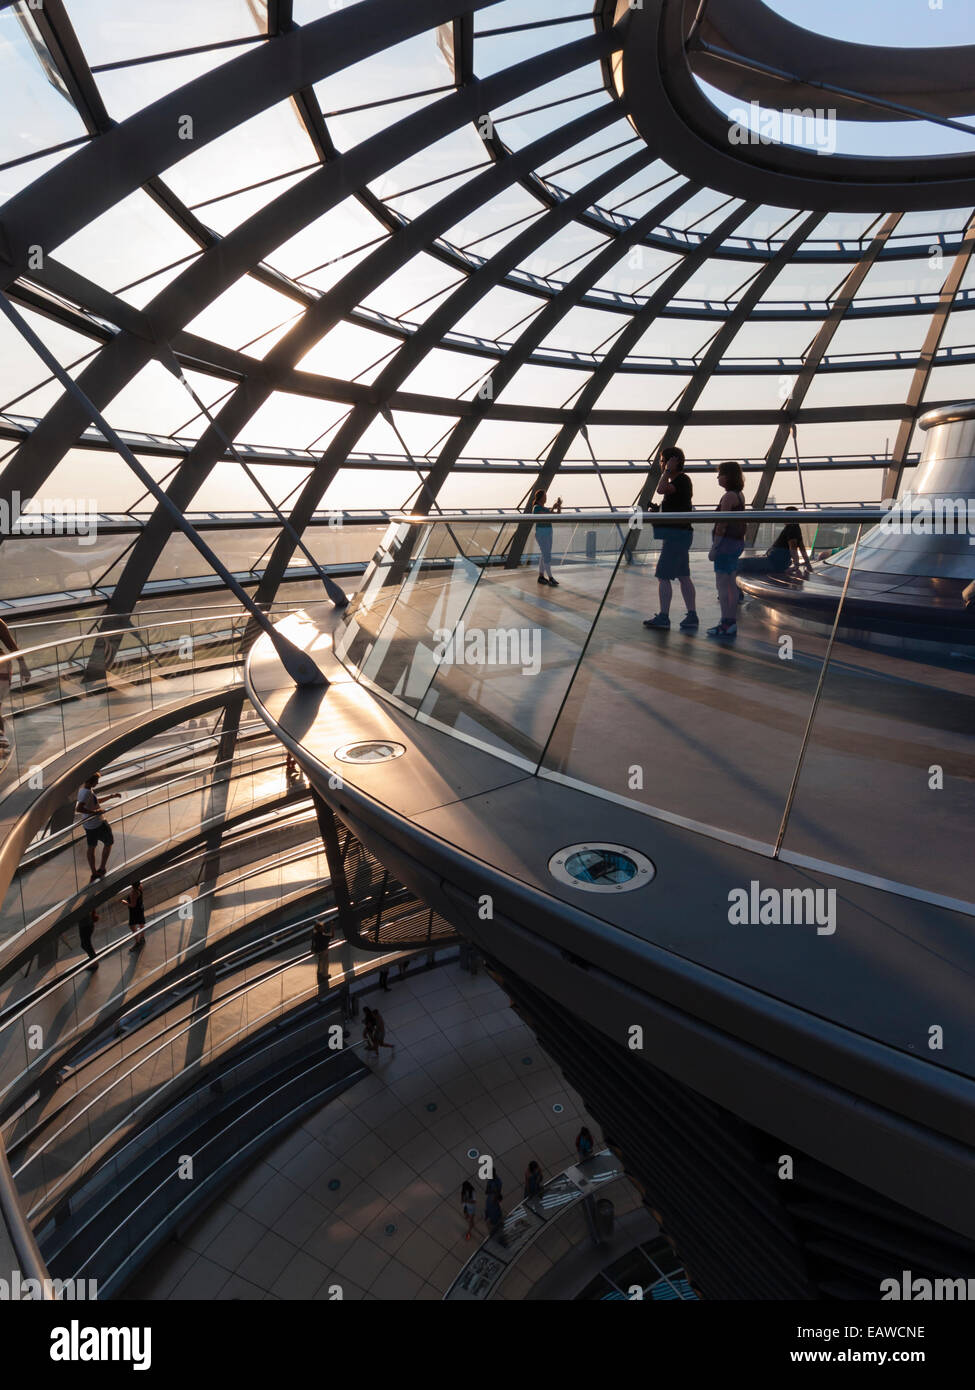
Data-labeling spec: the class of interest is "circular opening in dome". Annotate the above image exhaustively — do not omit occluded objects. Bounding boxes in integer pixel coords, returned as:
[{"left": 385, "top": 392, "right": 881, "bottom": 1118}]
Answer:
[
  {"left": 764, "top": 0, "right": 969, "bottom": 48},
  {"left": 334, "top": 740, "right": 405, "bottom": 764},
  {"left": 548, "top": 843, "right": 655, "bottom": 894}
]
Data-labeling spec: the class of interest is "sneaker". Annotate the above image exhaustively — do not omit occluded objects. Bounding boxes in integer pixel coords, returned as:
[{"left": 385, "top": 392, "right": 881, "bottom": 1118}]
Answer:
[
  {"left": 547, "top": 578, "right": 559, "bottom": 587},
  {"left": 537, "top": 576, "right": 549, "bottom": 585},
  {"left": 706, "top": 621, "right": 737, "bottom": 638},
  {"left": 679, "top": 611, "right": 699, "bottom": 630},
  {"left": 643, "top": 613, "right": 671, "bottom": 630}
]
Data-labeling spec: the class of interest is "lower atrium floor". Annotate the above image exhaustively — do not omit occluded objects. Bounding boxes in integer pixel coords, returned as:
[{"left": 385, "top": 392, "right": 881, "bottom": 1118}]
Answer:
[{"left": 126, "top": 960, "right": 630, "bottom": 1300}]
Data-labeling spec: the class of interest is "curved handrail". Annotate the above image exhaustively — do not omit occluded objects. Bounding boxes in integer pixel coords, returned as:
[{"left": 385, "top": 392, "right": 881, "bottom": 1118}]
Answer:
[
  {"left": 50, "top": 946, "right": 456, "bottom": 1290},
  {"left": 7, "top": 599, "right": 304, "bottom": 640},
  {"left": 21, "top": 722, "right": 280, "bottom": 863},
  {"left": 443, "top": 1148, "right": 624, "bottom": 1300},
  {"left": 10, "top": 934, "right": 427, "bottom": 1221},
  {"left": 0, "top": 682, "right": 258, "bottom": 1285},
  {"left": 4, "top": 751, "right": 302, "bottom": 961},
  {"left": 0, "top": 826, "right": 327, "bottom": 1048},
  {"left": 0, "top": 609, "right": 255, "bottom": 671},
  {"left": 20, "top": 741, "right": 290, "bottom": 869},
  {"left": 0, "top": 1136, "right": 50, "bottom": 1295}
]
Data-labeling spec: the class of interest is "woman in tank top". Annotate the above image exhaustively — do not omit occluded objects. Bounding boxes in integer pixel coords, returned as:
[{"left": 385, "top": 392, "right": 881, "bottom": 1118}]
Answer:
[{"left": 707, "top": 461, "right": 747, "bottom": 639}]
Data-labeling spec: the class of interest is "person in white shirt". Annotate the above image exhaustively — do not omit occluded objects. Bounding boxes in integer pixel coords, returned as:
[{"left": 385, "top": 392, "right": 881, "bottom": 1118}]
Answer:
[{"left": 75, "top": 773, "right": 120, "bottom": 882}]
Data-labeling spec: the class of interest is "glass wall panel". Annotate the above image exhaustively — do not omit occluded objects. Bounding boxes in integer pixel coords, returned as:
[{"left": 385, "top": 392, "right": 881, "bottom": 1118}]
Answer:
[
  {"left": 780, "top": 528, "right": 975, "bottom": 907},
  {"left": 416, "top": 514, "right": 621, "bottom": 765},
  {"left": 538, "top": 516, "right": 853, "bottom": 849}
]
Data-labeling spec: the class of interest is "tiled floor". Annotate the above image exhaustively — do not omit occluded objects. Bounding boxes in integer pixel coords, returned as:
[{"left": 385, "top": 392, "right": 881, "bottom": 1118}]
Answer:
[{"left": 128, "top": 960, "right": 599, "bottom": 1300}]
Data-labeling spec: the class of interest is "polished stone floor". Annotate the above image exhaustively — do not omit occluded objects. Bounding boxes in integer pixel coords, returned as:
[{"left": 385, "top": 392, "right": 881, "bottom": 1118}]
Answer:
[{"left": 128, "top": 963, "right": 601, "bottom": 1300}]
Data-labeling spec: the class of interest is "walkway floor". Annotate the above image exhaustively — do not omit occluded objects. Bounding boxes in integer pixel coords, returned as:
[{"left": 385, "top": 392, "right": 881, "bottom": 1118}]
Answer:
[{"left": 127, "top": 962, "right": 601, "bottom": 1300}]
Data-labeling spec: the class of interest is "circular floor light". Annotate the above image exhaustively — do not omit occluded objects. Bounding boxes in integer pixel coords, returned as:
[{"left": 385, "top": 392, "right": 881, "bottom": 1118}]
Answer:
[
  {"left": 548, "top": 843, "right": 655, "bottom": 894},
  {"left": 334, "top": 739, "right": 405, "bottom": 764}
]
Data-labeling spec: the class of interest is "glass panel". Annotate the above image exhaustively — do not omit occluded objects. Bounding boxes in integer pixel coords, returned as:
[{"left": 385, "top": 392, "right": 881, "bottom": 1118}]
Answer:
[
  {"left": 357, "top": 521, "right": 505, "bottom": 714},
  {"left": 334, "top": 520, "right": 424, "bottom": 672},
  {"left": 66, "top": 0, "right": 263, "bottom": 69},
  {"left": 417, "top": 515, "right": 619, "bottom": 765},
  {"left": 780, "top": 522, "right": 975, "bottom": 907},
  {"left": 0, "top": 9, "right": 88, "bottom": 166},
  {"left": 539, "top": 514, "right": 851, "bottom": 849}
]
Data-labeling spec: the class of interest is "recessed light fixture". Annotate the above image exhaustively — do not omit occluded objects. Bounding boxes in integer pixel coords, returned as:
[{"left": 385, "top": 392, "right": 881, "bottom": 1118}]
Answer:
[
  {"left": 548, "top": 843, "right": 655, "bottom": 894},
  {"left": 334, "top": 739, "right": 405, "bottom": 764}
]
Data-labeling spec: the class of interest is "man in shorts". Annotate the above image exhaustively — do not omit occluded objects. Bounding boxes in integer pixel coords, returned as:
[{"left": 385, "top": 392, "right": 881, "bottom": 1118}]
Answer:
[
  {"left": 643, "top": 446, "right": 699, "bottom": 631},
  {"left": 76, "top": 773, "right": 120, "bottom": 882}
]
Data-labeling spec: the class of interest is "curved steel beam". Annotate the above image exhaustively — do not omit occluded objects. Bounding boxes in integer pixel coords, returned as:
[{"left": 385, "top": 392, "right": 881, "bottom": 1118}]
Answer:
[
  {"left": 751, "top": 213, "right": 903, "bottom": 511},
  {"left": 0, "top": 28, "right": 623, "bottom": 544},
  {"left": 635, "top": 209, "right": 825, "bottom": 509},
  {"left": 249, "top": 149, "right": 672, "bottom": 605},
  {"left": 689, "top": 0, "right": 975, "bottom": 122},
  {"left": 0, "top": 0, "right": 504, "bottom": 285},
  {"left": 0, "top": 292, "right": 326, "bottom": 686},
  {"left": 92, "top": 37, "right": 627, "bottom": 617},
  {"left": 501, "top": 199, "right": 758, "bottom": 566},
  {"left": 617, "top": 0, "right": 975, "bottom": 212},
  {"left": 415, "top": 191, "right": 703, "bottom": 522},
  {"left": 882, "top": 211, "right": 975, "bottom": 499}
]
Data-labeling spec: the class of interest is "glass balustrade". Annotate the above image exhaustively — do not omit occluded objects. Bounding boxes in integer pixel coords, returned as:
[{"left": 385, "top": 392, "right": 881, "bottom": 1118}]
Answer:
[
  {"left": 0, "top": 832, "right": 330, "bottom": 1106},
  {"left": 5, "top": 933, "right": 408, "bottom": 1224},
  {"left": 332, "top": 508, "right": 974, "bottom": 913},
  {"left": 0, "top": 611, "right": 258, "bottom": 794},
  {"left": 2, "top": 734, "right": 295, "bottom": 950}
]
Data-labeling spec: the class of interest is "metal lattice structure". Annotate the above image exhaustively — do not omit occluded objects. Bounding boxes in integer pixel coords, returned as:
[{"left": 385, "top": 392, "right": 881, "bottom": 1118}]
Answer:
[{"left": 1, "top": 0, "right": 975, "bottom": 615}]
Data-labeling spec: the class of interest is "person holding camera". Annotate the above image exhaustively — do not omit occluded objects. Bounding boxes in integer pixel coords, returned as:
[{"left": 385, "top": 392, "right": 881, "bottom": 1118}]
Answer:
[
  {"left": 643, "top": 446, "right": 699, "bottom": 631},
  {"left": 531, "top": 488, "right": 562, "bottom": 587}
]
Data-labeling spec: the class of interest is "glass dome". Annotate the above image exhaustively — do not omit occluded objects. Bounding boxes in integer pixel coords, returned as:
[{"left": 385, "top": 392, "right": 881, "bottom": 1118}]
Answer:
[{"left": 0, "top": 0, "right": 971, "bottom": 619}]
